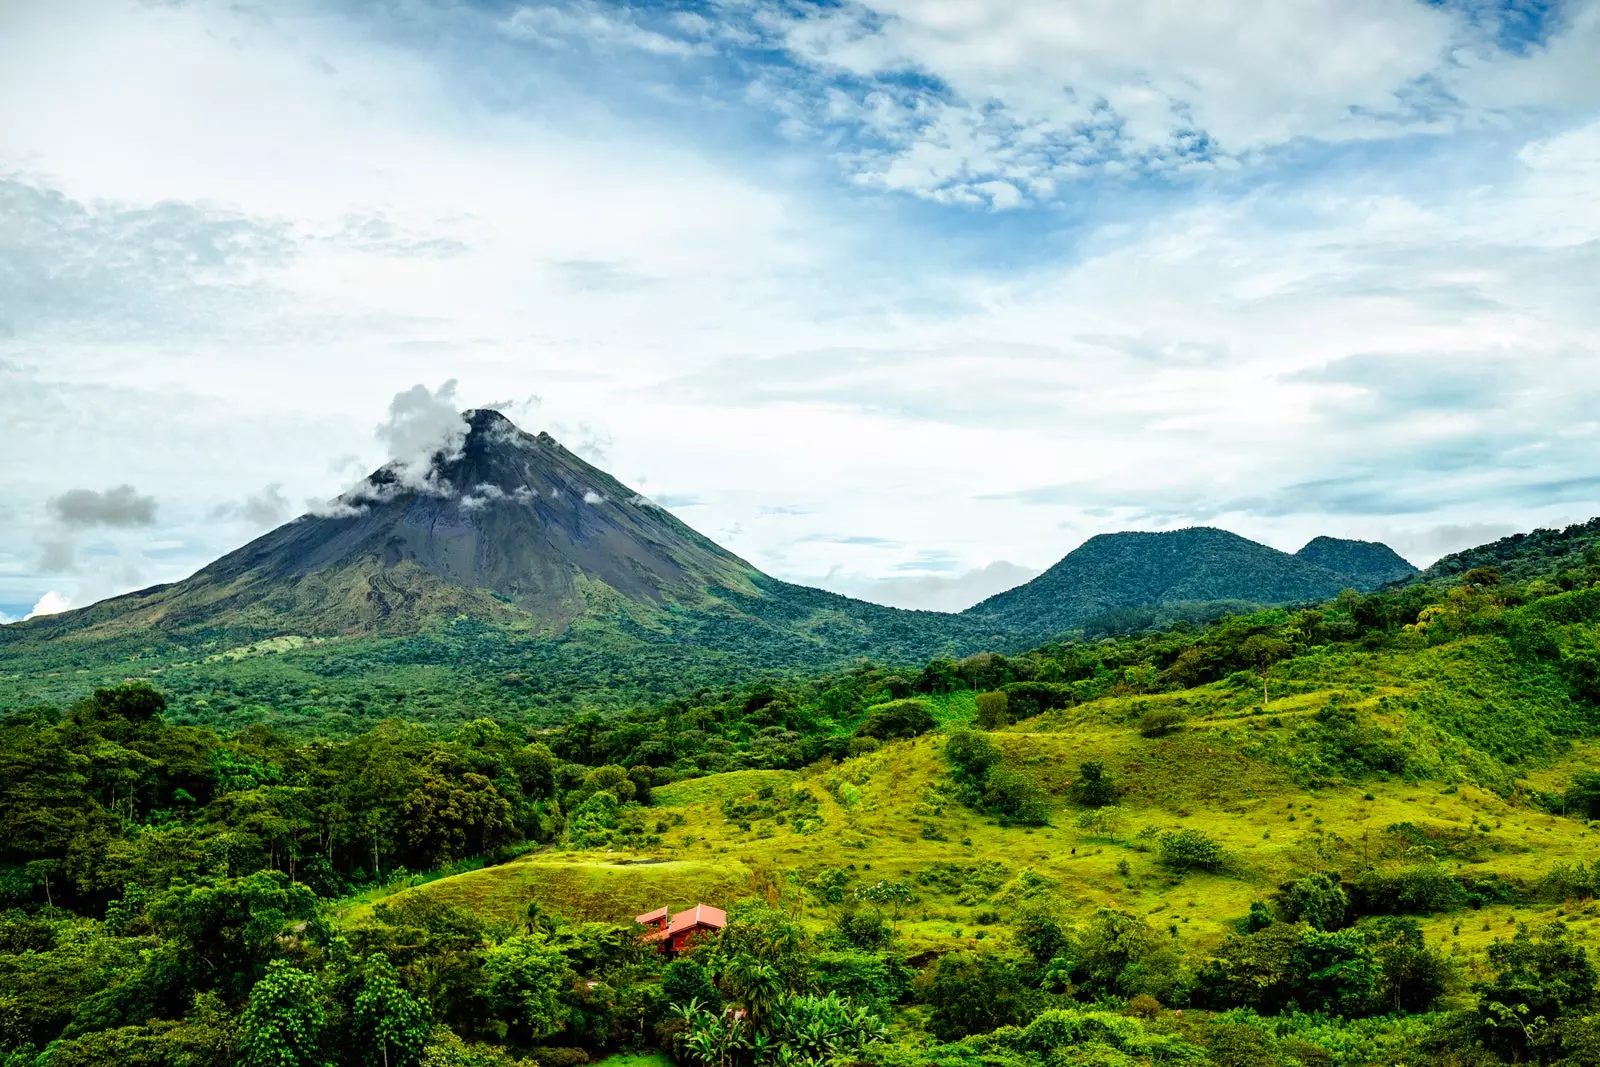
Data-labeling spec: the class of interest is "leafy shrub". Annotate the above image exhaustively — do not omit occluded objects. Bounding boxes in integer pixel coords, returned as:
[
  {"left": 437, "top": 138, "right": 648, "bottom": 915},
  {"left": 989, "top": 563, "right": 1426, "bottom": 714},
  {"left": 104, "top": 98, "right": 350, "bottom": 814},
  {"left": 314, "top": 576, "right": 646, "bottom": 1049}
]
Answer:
[
  {"left": 1070, "top": 760, "right": 1118, "bottom": 807},
  {"left": 974, "top": 691, "right": 1011, "bottom": 730},
  {"left": 943, "top": 728, "right": 1002, "bottom": 783},
  {"left": 1276, "top": 874, "right": 1349, "bottom": 931},
  {"left": 921, "top": 952, "right": 1035, "bottom": 1041},
  {"left": 999, "top": 682, "right": 1076, "bottom": 721},
  {"left": 1347, "top": 863, "right": 1465, "bottom": 915},
  {"left": 983, "top": 766, "right": 1051, "bottom": 825},
  {"left": 1068, "top": 908, "right": 1182, "bottom": 1001},
  {"left": 1566, "top": 770, "right": 1600, "bottom": 820},
  {"left": 1157, "top": 829, "right": 1225, "bottom": 872},
  {"left": 856, "top": 699, "right": 936, "bottom": 741},
  {"left": 1138, "top": 708, "right": 1186, "bottom": 738}
]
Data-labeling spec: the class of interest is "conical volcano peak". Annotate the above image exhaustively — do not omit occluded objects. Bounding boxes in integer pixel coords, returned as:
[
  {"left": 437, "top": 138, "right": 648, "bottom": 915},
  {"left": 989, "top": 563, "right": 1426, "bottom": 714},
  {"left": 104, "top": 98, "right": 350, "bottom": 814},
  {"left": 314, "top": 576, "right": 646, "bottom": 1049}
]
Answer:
[{"left": 150, "top": 403, "right": 759, "bottom": 634}]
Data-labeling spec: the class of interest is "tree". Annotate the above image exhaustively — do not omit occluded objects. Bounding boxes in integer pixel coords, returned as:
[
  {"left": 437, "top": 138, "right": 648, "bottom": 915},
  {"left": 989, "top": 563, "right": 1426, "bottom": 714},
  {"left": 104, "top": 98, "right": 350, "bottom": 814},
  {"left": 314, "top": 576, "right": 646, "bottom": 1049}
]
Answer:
[
  {"left": 855, "top": 880, "right": 913, "bottom": 922},
  {"left": 1365, "top": 917, "right": 1451, "bottom": 1014},
  {"left": 238, "top": 961, "right": 326, "bottom": 1067},
  {"left": 720, "top": 955, "right": 783, "bottom": 1019},
  {"left": 1239, "top": 635, "right": 1292, "bottom": 708},
  {"left": 1071, "top": 760, "right": 1117, "bottom": 808},
  {"left": 352, "top": 955, "right": 430, "bottom": 1067},
  {"left": 943, "top": 729, "right": 1002, "bottom": 783},
  {"left": 1276, "top": 874, "right": 1348, "bottom": 931},
  {"left": 147, "top": 870, "right": 320, "bottom": 1004},
  {"left": 855, "top": 700, "right": 935, "bottom": 742},
  {"left": 483, "top": 935, "right": 574, "bottom": 1044},
  {"left": 983, "top": 766, "right": 1050, "bottom": 825},
  {"left": 1476, "top": 922, "right": 1598, "bottom": 1059},
  {"left": 922, "top": 952, "right": 1032, "bottom": 1041},
  {"left": 974, "top": 692, "right": 1010, "bottom": 730},
  {"left": 1070, "top": 909, "right": 1180, "bottom": 1001},
  {"left": 1157, "top": 829, "right": 1226, "bottom": 873},
  {"left": 1568, "top": 771, "right": 1600, "bottom": 821}
]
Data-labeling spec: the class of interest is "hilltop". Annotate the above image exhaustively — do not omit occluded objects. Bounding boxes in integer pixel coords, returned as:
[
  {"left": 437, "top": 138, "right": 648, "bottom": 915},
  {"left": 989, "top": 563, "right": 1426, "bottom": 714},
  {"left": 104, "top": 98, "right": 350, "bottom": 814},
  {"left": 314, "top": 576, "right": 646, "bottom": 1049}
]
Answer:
[{"left": 963, "top": 527, "right": 1414, "bottom": 637}]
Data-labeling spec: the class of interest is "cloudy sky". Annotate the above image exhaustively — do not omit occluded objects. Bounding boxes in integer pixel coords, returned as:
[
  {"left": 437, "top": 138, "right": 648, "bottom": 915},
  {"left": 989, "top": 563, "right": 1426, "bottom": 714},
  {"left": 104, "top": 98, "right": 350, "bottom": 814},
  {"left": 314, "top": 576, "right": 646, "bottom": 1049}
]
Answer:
[{"left": 2, "top": 0, "right": 1598, "bottom": 620}]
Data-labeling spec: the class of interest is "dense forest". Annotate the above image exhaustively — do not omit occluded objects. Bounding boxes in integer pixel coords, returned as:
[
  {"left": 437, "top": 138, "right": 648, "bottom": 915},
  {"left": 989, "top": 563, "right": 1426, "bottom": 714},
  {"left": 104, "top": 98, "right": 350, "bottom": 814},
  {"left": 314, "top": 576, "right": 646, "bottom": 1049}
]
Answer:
[{"left": 3, "top": 527, "right": 1600, "bottom": 1066}]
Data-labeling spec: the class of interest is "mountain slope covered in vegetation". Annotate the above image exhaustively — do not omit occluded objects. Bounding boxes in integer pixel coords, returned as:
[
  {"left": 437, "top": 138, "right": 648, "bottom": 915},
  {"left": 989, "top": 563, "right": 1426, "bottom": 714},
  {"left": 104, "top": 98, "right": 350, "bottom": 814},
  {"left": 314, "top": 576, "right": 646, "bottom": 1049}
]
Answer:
[{"left": 963, "top": 527, "right": 1404, "bottom": 637}]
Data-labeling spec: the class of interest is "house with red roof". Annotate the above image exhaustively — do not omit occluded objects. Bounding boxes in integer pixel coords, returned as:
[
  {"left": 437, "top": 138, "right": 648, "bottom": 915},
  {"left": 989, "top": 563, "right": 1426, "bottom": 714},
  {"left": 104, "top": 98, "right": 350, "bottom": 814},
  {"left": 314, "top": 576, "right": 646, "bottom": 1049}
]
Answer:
[{"left": 635, "top": 903, "right": 726, "bottom": 955}]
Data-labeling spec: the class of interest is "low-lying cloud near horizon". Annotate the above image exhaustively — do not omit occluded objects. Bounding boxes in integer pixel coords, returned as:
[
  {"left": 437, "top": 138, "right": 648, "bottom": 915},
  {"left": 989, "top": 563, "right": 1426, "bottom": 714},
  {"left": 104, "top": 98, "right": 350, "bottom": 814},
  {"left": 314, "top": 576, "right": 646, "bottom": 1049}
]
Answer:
[{"left": 2, "top": 0, "right": 1599, "bottom": 619}]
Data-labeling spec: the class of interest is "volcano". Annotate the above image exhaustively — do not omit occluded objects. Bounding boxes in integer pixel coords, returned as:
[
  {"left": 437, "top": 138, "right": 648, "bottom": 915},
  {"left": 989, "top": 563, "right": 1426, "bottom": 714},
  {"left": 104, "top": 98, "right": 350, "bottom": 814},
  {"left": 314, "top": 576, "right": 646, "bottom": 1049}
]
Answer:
[{"left": 10, "top": 410, "right": 982, "bottom": 665}]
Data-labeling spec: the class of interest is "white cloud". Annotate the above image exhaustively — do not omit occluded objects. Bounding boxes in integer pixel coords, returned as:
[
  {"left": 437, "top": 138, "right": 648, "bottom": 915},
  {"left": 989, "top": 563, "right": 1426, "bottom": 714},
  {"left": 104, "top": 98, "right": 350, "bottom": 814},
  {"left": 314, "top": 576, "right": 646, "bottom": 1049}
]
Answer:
[
  {"left": 373, "top": 381, "right": 470, "bottom": 491},
  {"left": 747, "top": 0, "right": 1462, "bottom": 200},
  {"left": 24, "top": 591, "right": 72, "bottom": 619},
  {"left": 211, "top": 483, "right": 293, "bottom": 528}
]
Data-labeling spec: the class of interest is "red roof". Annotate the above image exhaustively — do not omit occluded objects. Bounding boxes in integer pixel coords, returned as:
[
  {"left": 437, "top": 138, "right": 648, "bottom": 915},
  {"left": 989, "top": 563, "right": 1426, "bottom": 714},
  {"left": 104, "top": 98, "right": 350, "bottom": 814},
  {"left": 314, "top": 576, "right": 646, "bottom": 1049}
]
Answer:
[
  {"left": 635, "top": 906, "right": 669, "bottom": 926},
  {"left": 666, "top": 904, "right": 726, "bottom": 935}
]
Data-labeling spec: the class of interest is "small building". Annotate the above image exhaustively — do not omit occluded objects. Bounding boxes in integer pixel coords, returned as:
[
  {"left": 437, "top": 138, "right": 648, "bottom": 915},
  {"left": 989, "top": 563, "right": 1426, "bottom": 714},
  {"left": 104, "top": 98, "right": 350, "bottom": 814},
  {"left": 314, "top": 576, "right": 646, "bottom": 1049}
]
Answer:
[{"left": 635, "top": 903, "right": 726, "bottom": 955}]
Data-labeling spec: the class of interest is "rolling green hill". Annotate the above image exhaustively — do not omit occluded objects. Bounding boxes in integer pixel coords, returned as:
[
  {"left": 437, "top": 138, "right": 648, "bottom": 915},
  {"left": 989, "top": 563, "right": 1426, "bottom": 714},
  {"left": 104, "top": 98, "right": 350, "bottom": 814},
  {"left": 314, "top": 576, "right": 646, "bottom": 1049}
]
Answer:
[{"left": 962, "top": 527, "right": 1403, "bottom": 637}]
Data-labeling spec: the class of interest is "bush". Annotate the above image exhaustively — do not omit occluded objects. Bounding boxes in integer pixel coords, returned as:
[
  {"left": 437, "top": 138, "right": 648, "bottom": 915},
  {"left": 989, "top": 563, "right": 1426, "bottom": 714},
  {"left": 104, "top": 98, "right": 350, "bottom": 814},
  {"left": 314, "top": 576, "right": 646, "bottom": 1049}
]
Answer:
[
  {"left": 1347, "top": 864, "right": 1465, "bottom": 915},
  {"left": 943, "top": 728, "right": 1002, "bottom": 783},
  {"left": 856, "top": 699, "right": 936, "bottom": 741},
  {"left": 1069, "top": 908, "right": 1181, "bottom": 1001},
  {"left": 983, "top": 766, "right": 1051, "bottom": 825},
  {"left": 1157, "top": 829, "right": 1225, "bottom": 872},
  {"left": 999, "top": 682, "right": 1076, "bottom": 721},
  {"left": 1567, "top": 771, "right": 1600, "bottom": 821},
  {"left": 831, "top": 908, "right": 893, "bottom": 951},
  {"left": 921, "top": 952, "right": 1034, "bottom": 1040},
  {"left": 975, "top": 691, "right": 1011, "bottom": 730},
  {"left": 1138, "top": 708, "right": 1186, "bottom": 738},
  {"left": 1276, "top": 874, "right": 1349, "bottom": 931},
  {"left": 1071, "top": 760, "right": 1118, "bottom": 807}
]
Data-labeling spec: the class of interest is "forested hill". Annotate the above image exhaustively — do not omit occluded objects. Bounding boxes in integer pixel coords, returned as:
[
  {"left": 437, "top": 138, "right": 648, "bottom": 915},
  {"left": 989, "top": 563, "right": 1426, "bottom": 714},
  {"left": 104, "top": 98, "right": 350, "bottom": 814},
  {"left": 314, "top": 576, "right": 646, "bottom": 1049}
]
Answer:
[
  {"left": 1414, "top": 516, "right": 1600, "bottom": 586},
  {"left": 1295, "top": 535, "right": 1418, "bottom": 588},
  {"left": 962, "top": 527, "right": 1408, "bottom": 637}
]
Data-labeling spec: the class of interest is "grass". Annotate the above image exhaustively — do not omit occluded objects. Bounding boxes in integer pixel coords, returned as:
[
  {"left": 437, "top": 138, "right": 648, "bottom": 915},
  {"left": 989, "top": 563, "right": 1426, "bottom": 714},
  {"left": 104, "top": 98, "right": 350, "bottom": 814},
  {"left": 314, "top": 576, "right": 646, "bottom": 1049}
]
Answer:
[
  {"left": 350, "top": 672, "right": 1600, "bottom": 968},
  {"left": 593, "top": 1054, "right": 673, "bottom": 1067}
]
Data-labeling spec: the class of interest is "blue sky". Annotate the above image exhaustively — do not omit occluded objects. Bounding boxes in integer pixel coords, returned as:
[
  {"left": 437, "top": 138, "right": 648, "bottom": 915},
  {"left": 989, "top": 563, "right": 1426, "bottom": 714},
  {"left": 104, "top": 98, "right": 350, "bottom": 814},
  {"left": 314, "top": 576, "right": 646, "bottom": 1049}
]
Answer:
[{"left": 2, "top": 0, "right": 1599, "bottom": 618}]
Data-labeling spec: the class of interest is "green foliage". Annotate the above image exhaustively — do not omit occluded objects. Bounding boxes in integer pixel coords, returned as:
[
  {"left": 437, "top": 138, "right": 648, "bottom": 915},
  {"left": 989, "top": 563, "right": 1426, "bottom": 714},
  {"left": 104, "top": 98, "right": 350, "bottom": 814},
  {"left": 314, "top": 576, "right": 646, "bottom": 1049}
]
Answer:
[
  {"left": 1567, "top": 771, "right": 1600, "bottom": 821},
  {"left": 238, "top": 961, "right": 326, "bottom": 1067},
  {"left": 1066, "top": 909, "right": 1181, "bottom": 1002},
  {"left": 1275, "top": 874, "right": 1348, "bottom": 932},
  {"left": 352, "top": 955, "right": 430, "bottom": 1067},
  {"left": 941, "top": 729, "right": 1001, "bottom": 784},
  {"left": 1156, "top": 829, "right": 1225, "bottom": 873},
  {"left": 1474, "top": 922, "right": 1599, "bottom": 1058},
  {"left": 855, "top": 700, "right": 936, "bottom": 742},
  {"left": 1069, "top": 760, "right": 1117, "bottom": 808},
  {"left": 980, "top": 766, "right": 1050, "bottom": 826},
  {"left": 483, "top": 935, "right": 574, "bottom": 1043},
  {"left": 973, "top": 692, "right": 1009, "bottom": 731},
  {"left": 921, "top": 952, "right": 1033, "bottom": 1041}
]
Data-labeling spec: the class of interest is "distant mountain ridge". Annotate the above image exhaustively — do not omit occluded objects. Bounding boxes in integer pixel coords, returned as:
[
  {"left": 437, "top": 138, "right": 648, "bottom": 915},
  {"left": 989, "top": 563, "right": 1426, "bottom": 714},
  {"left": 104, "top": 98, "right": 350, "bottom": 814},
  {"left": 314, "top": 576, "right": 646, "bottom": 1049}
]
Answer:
[{"left": 962, "top": 527, "right": 1416, "bottom": 636}]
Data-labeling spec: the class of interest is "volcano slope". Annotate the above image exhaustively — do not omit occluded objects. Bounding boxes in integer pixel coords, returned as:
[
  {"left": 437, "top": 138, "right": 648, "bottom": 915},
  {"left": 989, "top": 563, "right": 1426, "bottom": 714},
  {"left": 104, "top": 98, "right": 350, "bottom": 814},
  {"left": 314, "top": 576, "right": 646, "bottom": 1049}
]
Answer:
[{"left": 0, "top": 411, "right": 988, "bottom": 730}]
